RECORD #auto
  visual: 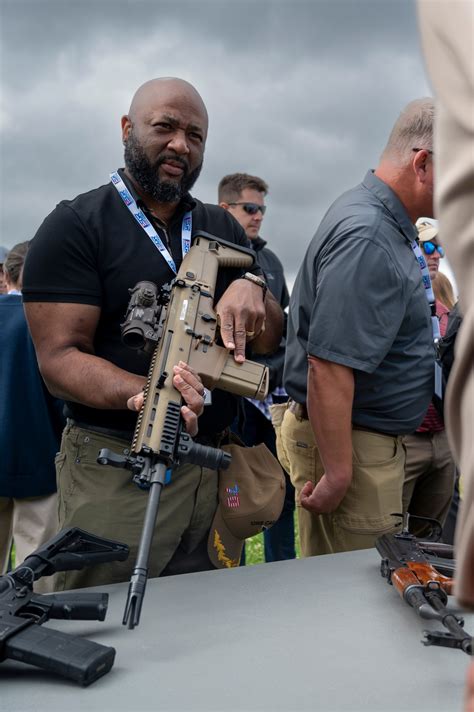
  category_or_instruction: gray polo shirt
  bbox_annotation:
[284,170,433,435]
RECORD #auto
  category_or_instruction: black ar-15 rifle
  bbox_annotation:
[376,513,472,654]
[0,528,129,685]
[98,233,270,629]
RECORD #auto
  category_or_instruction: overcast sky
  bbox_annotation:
[0,0,454,288]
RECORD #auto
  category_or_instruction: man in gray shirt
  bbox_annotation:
[274,98,435,556]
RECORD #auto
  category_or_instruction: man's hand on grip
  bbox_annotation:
[127,361,205,437]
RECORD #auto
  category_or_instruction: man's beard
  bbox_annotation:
[124,130,202,202]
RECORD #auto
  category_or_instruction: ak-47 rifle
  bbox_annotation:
[98,233,269,629]
[0,528,129,685]
[375,513,472,654]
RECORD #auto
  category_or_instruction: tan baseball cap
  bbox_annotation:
[208,443,285,568]
[416,220,439,243]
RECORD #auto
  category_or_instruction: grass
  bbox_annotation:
[245,513,301,565]
[10,517,302,570]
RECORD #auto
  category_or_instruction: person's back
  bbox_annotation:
[0,242,64,574]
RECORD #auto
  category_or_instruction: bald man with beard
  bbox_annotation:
[22,77,283,590]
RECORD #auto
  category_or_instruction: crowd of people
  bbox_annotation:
[1,0,472,706]
[1,77,471,708]
[0,80,463,582]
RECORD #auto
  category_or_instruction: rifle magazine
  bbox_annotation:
[4,622,115,685]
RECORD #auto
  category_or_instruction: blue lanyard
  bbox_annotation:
[411,239,443,397]
[411,239,441,344]
[110,171,192,274]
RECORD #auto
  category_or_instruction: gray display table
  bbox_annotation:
[0,548,471,711]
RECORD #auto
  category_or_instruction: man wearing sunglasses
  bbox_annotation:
[417,220,445,279]
[218,173,296,563]
[278,98,436,557]
[402,220,456,537]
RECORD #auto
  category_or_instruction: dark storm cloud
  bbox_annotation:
[0,0,430,283]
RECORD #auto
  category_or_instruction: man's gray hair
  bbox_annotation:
[381,98,434,165]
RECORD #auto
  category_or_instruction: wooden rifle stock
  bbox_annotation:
[376,524,471,653]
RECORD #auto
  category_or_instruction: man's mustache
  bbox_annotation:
[156,154,189,174]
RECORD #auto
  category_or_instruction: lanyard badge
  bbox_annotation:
[411,239,443,398]
[110,171,192,274]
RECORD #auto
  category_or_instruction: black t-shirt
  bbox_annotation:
[23,171,257,435]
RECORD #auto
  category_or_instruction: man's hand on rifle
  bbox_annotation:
[127,361,205,437]
[215,276,286,363]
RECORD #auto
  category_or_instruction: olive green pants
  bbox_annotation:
[271,404,404,556]
[50,422,218,591]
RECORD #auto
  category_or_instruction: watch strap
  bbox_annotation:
[242,272,267,300]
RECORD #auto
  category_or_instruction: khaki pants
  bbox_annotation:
[271,404,403,556]
[51,422,218,591]
[0,493,58,573]
[402,429,456,536]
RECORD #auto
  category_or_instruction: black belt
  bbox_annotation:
[68,419,133,442]
[68,419,228,448]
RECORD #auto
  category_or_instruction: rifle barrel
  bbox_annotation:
[123,461,167,629]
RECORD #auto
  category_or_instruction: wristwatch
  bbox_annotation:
[242,272,267,301]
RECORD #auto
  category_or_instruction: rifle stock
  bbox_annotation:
[0,528,129,685]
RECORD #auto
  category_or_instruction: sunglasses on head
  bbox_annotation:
[228,202,266,215]
[421,241,444,257]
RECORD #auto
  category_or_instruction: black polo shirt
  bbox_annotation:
[23,170,257,435]
[284,170,434,435]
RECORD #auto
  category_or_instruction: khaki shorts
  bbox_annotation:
[51,422,218,590]
[270,404,404,556]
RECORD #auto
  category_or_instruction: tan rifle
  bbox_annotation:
[98,233,269,627]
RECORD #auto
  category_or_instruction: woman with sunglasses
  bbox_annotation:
[401,220,456,536]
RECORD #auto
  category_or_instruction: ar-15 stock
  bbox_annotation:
[0,528,129,685]
[375,513,472,654]
[98,233,270,629]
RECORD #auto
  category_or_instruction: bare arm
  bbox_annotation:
[24,302,145,409]
[300,355,354,514]
[24,302,205,433]
[215,280,283,362]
